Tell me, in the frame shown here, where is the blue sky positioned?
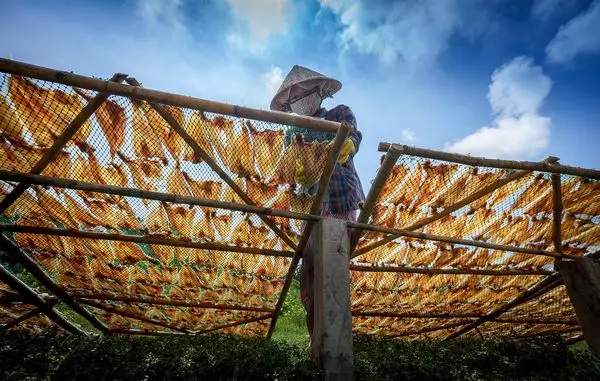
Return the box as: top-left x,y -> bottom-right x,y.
1,0 -> 599,186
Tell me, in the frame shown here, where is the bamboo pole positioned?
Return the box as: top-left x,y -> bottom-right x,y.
1,307 -> 42,331
0,58 -> 341,133
0,262 -> 87,334
389,320 -> 474,339
352,311 -> 482,319
379,143 -> 600,179
0,73 -> 127,215
506,327 -> 582,339
491,318 -> 579,325
107,328 -> 190,337
348,221 -> 577,260
0,224 -> 294,258
551,173 -> 563,255
348,264 -> 554,276
444,274 -> 563,340
267,122 -> 351,338
0,170 -> 320,223
565,334 -> 584,345
349,148 -> 401,253
196,313 -> 272,335
353,157 -> 560,258
0,236 -> 107,332
126,78 -> 298,253
71,292 -> 274,313
79,298 -> 188,333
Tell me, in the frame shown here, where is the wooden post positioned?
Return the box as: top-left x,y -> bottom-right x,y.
551,173 -> 563,257
557,259 -> 600,355
312,218 -> 354,380
0,73 -> 127,215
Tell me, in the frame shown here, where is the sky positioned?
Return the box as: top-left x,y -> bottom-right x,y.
1,0 -> 599,186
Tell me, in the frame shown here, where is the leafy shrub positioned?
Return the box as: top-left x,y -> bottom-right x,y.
1,330 -> 598,380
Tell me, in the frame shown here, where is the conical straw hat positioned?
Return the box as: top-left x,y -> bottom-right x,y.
270,65 -> 342,111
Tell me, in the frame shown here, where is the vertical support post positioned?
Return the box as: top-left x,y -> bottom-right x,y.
551,173 -> 563,255
313,218 -> 354,380
557,259 -> 600,355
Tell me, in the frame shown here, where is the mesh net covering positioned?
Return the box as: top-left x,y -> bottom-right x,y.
0,278 -> 55,331
351,154 -> 598,339
0,72 -> 336,336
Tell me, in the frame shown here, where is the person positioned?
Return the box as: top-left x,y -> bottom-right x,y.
270,65 -> 365,357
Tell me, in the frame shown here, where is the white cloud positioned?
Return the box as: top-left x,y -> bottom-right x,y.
444,57 -> 552,159
532,0 -> 575,22
318,0 -> 489,67
134,0 -> 186,35
225,0 -> 291,53
546,0 -> 600,63
401,129 -> 416,142
262,66 -> 285,94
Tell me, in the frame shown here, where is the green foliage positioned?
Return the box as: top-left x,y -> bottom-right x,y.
271,278 -> 309,346
1,330 -> 599,381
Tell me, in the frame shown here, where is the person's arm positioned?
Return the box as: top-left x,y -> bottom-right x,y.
334,105 -> 361,163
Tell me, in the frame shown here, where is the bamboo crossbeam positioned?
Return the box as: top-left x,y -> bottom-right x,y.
0,58 -> 341,133
506,327 -> 581,339
107,328 -> 190,337
349,264 -> 554,276
0,293 -> 23,304
348,221 -> 577,260
491,318 -> 579,325
0,236 -> 107,332
79,298 -> 188,333
127,78 -> 298,253
0,73 -> 127,215
444,274 -> 563,341
1,307 -> 42,331
196,313 -> 272,335
267,122 -> 352,338
350,148 -> 401,253
565,334 -> 584,345
352,157 -> 559,258
0,260 -> 87,334
0,224 -> 294,258
71,292 -> 274,313
0,170 -> 320,223
352,311 -> 482,319
379,143 -> 600,179
551,173 -> 563,254
389,320 -> 474,339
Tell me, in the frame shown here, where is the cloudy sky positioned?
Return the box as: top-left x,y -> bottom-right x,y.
1,0 -> 599,185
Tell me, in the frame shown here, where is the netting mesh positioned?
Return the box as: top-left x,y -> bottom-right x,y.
351,153 -> 598,340
0,72 -> 334,336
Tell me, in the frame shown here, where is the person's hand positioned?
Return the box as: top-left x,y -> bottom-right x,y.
337,138 -> 356,164
295,160 -> 308,184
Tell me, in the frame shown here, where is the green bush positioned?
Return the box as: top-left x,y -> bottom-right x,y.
1,330 -> 598,380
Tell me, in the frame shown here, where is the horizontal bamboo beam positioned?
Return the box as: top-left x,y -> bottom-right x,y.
491,318 -> 579,326
354,157 -> 559,258
379,143 -> 600,179
0,224 -> 294,258
196,313 -> 272,335
565,334 -> 584,345
0,73 -> 127,215
79,298 -> 188,333
444,274 -> 562,341
72,293 -> 274,313
1,307 -> 43,331
107,328 -> 189,337
349,264 -> 554,276
506,327 -> 582,339
0,58 -> 341,133
0,170 -> 319,223
390,320 -> 474,339
348,221 -> 578,260
267,122 -> 352,338
352,311 -> 482,319
0,247 -> 93,334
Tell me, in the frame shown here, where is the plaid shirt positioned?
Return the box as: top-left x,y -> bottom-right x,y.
284,105 -> 365,214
